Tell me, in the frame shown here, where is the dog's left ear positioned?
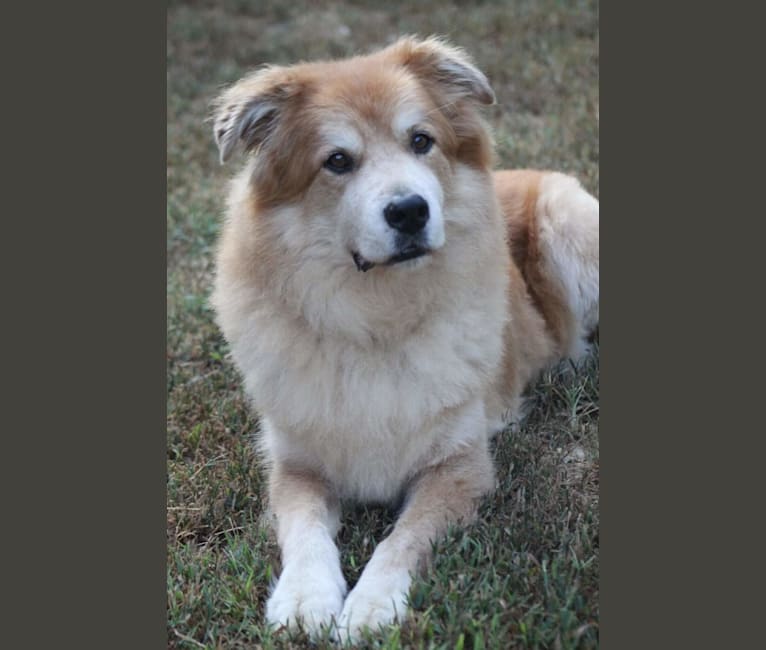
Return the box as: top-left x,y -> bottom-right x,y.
388,36 -> 496,106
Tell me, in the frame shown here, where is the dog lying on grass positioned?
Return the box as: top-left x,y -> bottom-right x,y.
210,35 -> 598,641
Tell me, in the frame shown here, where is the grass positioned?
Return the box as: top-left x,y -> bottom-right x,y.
167,1 -> 599,648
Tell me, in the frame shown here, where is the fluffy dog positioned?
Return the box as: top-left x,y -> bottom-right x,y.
210,36 -> 598,641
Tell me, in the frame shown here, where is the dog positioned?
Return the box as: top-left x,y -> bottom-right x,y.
210,36 -> 598,641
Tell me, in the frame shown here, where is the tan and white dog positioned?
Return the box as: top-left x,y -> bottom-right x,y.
210,36 -> 598,641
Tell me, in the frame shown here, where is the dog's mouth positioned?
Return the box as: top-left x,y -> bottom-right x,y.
352,246 -> 431,272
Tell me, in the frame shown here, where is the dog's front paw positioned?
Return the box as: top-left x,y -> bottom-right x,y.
266,560 -> 347,635
335,567 -> 411,642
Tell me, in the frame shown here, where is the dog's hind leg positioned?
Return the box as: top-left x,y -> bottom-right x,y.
264,462 -> 347,636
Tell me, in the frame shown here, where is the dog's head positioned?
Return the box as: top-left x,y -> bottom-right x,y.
212,36 -> 495,272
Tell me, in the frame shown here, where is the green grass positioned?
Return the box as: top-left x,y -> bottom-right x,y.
167,1 -> 599,648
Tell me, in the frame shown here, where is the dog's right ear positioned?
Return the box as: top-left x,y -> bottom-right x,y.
211,68 -> 299,164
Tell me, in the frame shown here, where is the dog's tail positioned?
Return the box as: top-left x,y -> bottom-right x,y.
497,170 -> 599,361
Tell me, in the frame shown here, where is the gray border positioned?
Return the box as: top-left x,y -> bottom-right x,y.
600,3 -> 762,649
4,3 -> 166,648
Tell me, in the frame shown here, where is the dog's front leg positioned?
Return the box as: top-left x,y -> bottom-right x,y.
265,462 -> 347,635
337,442 -> 495,641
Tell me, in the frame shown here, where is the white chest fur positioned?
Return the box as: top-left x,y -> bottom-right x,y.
227,273 -> 506,502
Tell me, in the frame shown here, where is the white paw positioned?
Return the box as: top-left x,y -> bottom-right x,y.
335,567 -> 411,642
265,560 -> 347,635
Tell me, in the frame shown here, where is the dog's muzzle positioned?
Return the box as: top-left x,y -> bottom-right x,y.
352,194 -> 433,272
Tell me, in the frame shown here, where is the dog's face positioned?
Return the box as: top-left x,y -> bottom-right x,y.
307,77 -> 450,271
212,37 -> 495,272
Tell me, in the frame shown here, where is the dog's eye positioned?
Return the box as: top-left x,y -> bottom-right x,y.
411,132 -> 434,155
324,151 -> 354,174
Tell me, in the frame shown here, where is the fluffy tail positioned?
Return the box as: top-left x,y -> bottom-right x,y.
497,170 -> 599,361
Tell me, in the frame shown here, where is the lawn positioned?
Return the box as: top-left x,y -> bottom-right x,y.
167,1 -> 599,648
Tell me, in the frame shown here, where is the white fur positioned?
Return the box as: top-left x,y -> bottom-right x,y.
336,541 -> 412,641
265,472 -> 347,632
264,396 -> 487,504
341,147 -> 446,264
265,542 -> 347,633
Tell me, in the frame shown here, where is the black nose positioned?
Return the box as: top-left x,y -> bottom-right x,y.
383,194 -> 430,235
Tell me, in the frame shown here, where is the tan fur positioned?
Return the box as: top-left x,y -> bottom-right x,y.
210,36 -> 599,640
